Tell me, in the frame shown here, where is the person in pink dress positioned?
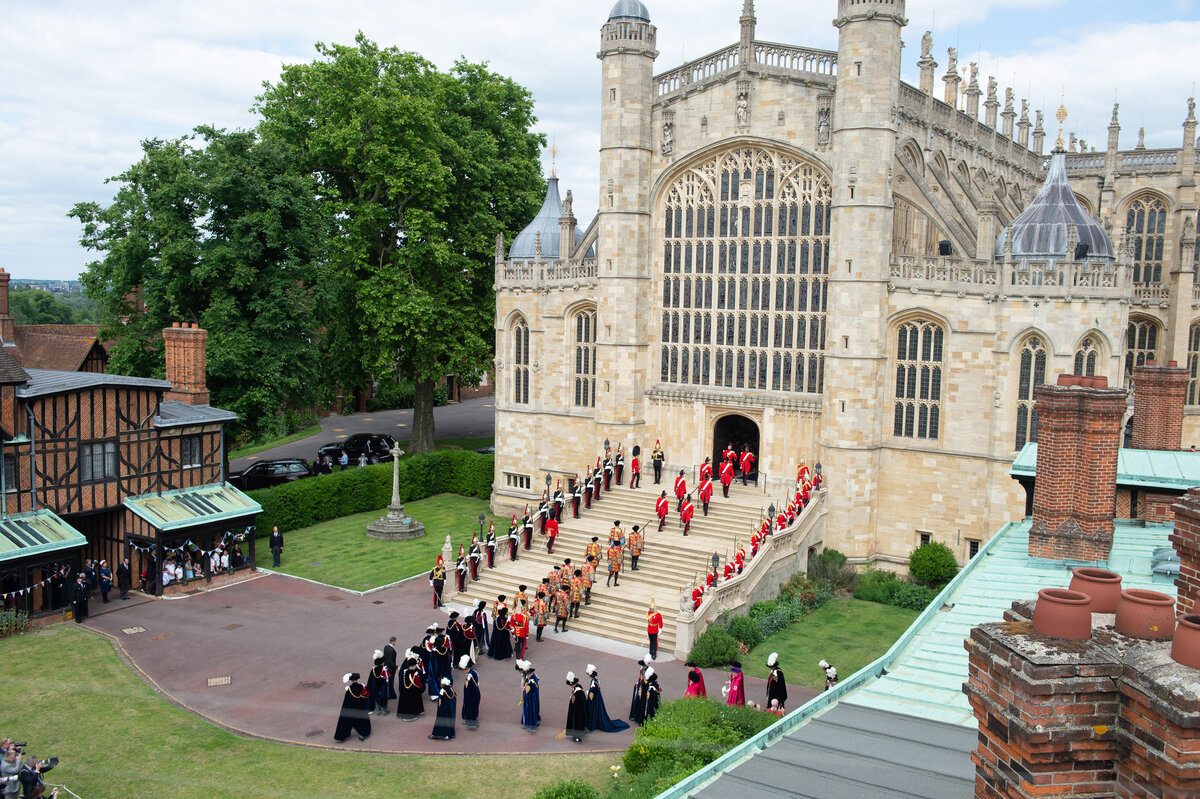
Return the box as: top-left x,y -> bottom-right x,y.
684,661 -> 707,698
723,661 -> 745,706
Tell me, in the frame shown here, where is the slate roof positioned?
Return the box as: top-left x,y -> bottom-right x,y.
154,400 -> 238,428
609,0 -> 651,21
15,368 -> 170,398
0,347 -> 30,385
509,177 -> 584,261
1010,442 -> 1200,493
995,151 -> 1114,260
13,325 -> 106,372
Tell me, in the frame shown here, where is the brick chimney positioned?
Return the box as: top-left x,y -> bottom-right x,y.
162,323 -> 209,405
0,268 -> 14,345
1172,487 -> 1200,616
1029,375 -> 1125,561
1130,359 -> 1188,451
966,606 -> 1200,799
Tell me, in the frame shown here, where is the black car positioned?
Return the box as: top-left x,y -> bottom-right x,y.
315,433 -> 397,466
228,459 -> 313,491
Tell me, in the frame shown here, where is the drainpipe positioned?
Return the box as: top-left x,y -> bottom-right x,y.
26,405 -> 36,511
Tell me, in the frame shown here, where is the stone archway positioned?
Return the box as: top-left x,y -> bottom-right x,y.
712,414 -> 760,480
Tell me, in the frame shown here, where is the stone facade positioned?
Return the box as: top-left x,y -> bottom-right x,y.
492,0 -> 1200,569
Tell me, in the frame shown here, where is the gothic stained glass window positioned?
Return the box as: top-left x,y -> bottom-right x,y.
1073,336 -> 1098,377
1189,323 -> 1200,406
658,147 -> 831,393
1015,336 -> 1047,449
512,317 -> 530,405
1126,195 -> 1167,284
572,310 -> 596,408
893,319 -> 944,439
1125,318 -> 1160,379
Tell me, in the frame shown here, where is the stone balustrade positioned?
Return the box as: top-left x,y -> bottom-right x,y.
496,258 -> 597,290
654,42 -> 836,102
889,254 -> 1128,299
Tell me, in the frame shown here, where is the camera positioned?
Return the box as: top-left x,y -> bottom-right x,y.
40,756 -> 59,772
10,743 -> 26,749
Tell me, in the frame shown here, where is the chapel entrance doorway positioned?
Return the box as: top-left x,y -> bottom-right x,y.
712,414 -> 760,483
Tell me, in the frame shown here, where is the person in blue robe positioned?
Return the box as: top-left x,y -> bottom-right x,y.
584,664 -> 630,732
518,660 -> 540,732
488,609 -> 513,660
460,655 -> 481,729
333,673 -> 371,742
429,678 -> 457,740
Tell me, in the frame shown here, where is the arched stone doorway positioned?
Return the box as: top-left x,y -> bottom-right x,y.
712,414 -> 760,481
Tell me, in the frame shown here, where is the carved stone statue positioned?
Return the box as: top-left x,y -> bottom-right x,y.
1184,214 -> 1195,242
1021,99 -> 1029,120
969,62 -> 978,86
946,47 -> 957,75
986,76 -> 997,103
1004,88 -> 1014,111
817,106 -> 831,146
661,121 -> 674,157
563,189 -> 573,216
736,93 -> 749,128
1111,102 -> 1119,124
921,30 -> 932,59
1189,97 -> 1197,119
1035,110 -> 1044,130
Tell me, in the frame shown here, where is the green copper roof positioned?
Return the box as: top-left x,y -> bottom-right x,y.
1010,442 -> 1200,492
0,509 -> 87,563
123,482 -> 261,532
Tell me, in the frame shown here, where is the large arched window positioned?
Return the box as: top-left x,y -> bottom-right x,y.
1015,335 -> 1047,450
1193,209 -> 1199,279
1073,336 -> 1098,377
512,317 -> 530,405
572,309 -> 596,408
659,147 -> 832,393
1125,318 -> 1161,378
893,319 -> 944,439
1188,322 -> 1200,407
1126,195 -> 1167,284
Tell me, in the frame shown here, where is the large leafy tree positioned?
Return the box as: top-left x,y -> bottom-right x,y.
255,35 -> 544,451
70,127 -> 329,439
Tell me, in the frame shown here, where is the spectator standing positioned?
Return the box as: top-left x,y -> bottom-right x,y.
357,452 -> 368,468
1,746 -> 20,799
339,450 -> 349,471
98,560 -> 113,603
72,572 -> 88,623
269,527 -> 284,568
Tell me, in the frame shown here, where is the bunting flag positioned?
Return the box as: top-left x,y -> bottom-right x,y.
2,574 -> 54,600
127,527 -> 254,558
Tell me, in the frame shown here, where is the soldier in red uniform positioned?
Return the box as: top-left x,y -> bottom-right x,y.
699,457 -> 713,482
508,515 -> 520,561
531,591 -> 550,641
740,448 -> 756,486
674,470 -> 687,512
680,494 -> 695,536
692,581 -> 704,610
627,525 -> 644,571
656,491 -> 669,532
469,534 -> 481,580
581,557 -> 596,606
719,459 -> 735,498
605,541 -> 623,587
797,460 -> 810,483
572,476 -> 583,518
545,515 -> 560,554
722,443 -> 737,473
698,475 -> 714,516
614,444 -> 625,486
646,600 -> 664,660
552,582 -> 572,632
511,602 -> 530,659
569,570 -> 584,618
585,535 -> 602,565
630,449 -> 641,489
584,466 -> 594,509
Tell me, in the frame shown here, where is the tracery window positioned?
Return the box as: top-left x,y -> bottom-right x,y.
1193,210 -> 1199,279
1188,323 -> 1200,406
659,147 -> 831,393
572,309 -> 596,408
1073,336 -> 1098,377
1126,195 -> 1167,284
1015,336 -> 1047,450
892,319 -> 944,439
1125,318 -> 1160,379
512,317 -> 530,405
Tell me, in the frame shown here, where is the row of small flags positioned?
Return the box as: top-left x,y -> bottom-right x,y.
2,575 -> 52,601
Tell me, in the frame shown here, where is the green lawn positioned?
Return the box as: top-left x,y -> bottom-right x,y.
743,597 -> 920,690
259,493 -> 513,591
0,627 -> 608,799
229,423 -> 322,460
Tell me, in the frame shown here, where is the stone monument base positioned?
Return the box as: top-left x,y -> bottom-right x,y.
366,504 -> 427,541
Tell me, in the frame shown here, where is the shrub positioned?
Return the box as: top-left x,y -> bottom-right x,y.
247,450 -> 495,533
909,542 -> 959,587
0,608 -> 32,639
533,780 -> 601,799
853,566 -> 900,604
620,698 -> 775,777
778,574 -> 830,612
605,755 -> 703,799
892,582 -> 939,611
808,547 -> 858,592
747,600 -> 777,620
687,625 -> 739,668
727,615 -> 763,650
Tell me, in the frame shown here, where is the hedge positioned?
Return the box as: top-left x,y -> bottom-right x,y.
531,780 -> 601,799
246,450 -> 494,534
908,541 -> 959,587
853,566 -> 939,611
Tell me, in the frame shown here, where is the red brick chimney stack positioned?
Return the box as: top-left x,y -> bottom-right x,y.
1029,375 -> 1125,561
162,323 -> 210,406
0,268 -> 14,345
1172,488 -> 1200,616
1130,359 -> 1188,451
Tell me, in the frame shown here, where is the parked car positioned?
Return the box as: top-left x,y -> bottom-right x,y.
228,459 -> 313,491
473,445 -> 496,454
315,433 -> 398,466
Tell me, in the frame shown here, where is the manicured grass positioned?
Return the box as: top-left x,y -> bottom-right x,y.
0,626 -> 609,799
399,436 -> 494,452
743,597 -> 920,690
260,493 -> 513,591
229,423 -> 322,460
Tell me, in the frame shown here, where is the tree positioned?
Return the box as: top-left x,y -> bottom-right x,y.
255,35 -> 544,451
908,541 -> 959,587
10,289 -> 79,325
70,127 -> 330,440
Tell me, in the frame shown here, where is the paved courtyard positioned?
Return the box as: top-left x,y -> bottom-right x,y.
82,571 -> 814,754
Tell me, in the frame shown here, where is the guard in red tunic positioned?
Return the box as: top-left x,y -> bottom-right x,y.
699,457 -> 713,482
719,459 -> 734,498
646,600 -> 664,660
511,603 -> 530,659
692,582 -> 704,610
674,470 -> 687,512
740,448 -> 756,486
627,525 -> 643,571
680,494 -> 695,536
485,521 -> 497,568
776,510 -> 787,531
509,515 -> 520,562
630,448 -> 641,489
698,475 -> 714,516
523,506 -> 535,550
455,546 -> 468,592
723,562 -> 733,581
469,535 -> 482,580
545,515 -> 560,554
585,536 -> 603,566
797,460 -> 810,483
655,491 -> 670,532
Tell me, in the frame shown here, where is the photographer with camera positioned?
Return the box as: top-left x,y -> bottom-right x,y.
1,745 -> 21,799
17,753 -> 58,799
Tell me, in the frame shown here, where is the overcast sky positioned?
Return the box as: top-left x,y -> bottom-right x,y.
2,0 -> 1197,281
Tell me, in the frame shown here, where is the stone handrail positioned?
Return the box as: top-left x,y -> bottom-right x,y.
673,489 -> 827,659
889,255 -> 1125,298
890,255 -> 999,286
1122,150 -> 1178,169
1133,282 -> 1170,302
497,258 -> 597,289
1059,154 -> 1106,172
655,41 -> 836,100
656,44 -> 740,98
751,41 -> 836,76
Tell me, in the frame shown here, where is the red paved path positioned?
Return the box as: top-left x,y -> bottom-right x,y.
84,573 -> 816,754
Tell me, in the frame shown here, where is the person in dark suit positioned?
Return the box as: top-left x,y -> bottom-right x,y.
269,527 -> 284,567
383,637 -> 399,700
116,558 -> 132,600
72,573 -> 88,623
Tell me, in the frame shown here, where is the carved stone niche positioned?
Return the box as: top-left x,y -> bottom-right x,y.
816,94 -> 833,150
661,109 -> 676,159
736,78 -> 751,130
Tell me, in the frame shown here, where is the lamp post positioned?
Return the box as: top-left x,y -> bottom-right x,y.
603,437 -> 610,456
478,512 -> 486,537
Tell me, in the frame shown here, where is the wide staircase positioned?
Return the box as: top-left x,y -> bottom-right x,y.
457,478 -> 770,655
